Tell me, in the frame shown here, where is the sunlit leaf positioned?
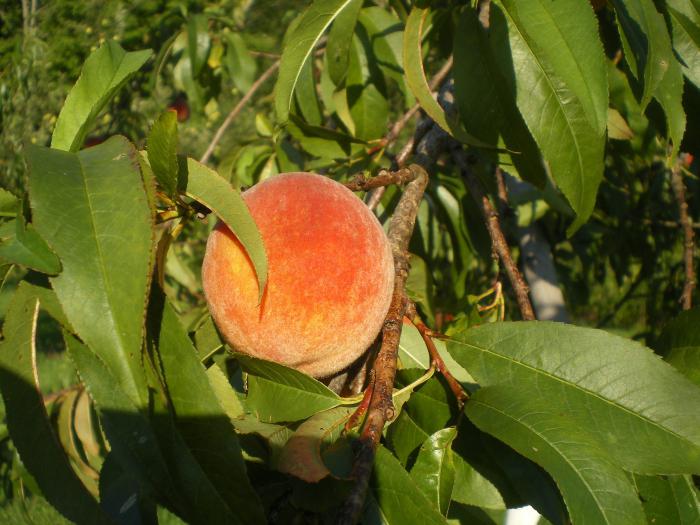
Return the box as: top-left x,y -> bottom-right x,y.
467,386 -> 646,525
51,42 -> 151,152
611,0 -> 673,108
235,353 -> 343,423
410,427 -> 457,515
448,322 -> 700,474
184,158 -> 268,302
28,137 -> 154,405
275,0 -> 357,123
403,7 -> 491,148
147,109 -> 179,196
495,0 -> 608,234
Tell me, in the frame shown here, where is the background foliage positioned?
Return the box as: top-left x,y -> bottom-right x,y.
0,0 -> 699,524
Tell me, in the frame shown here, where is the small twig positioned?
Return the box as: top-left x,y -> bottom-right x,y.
643,219 -> 700,230
199,60 -> 280,164
405,301 -> 468,407
344,167 -> 416,192
337,165 -> 429,525
671,156 -> 696,310
453,149 -> 536,320
437,81 -> 535,321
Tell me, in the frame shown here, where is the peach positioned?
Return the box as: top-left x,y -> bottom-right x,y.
201,172 -> 395,378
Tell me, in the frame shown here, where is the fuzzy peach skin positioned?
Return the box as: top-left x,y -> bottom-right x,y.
201,172 -> 395,378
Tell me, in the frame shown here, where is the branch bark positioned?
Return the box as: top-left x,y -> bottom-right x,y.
452,148 -> 536,320
671,158 -> 696,310
337,164 -> 428,525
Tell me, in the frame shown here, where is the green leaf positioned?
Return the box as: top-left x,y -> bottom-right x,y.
607,107 -> 635,140
451,454 -> 506,510
611,0 -> 674,108
150,295 -> 266,523
371,445 -> 449,524
64,334 -> 178,506
187,14 -> 211,78
667,0 -> 700,89
403,7 -> 491,149
453,6 -> 547,188
224,32 -> 257,94
358,7 -> 413,106
147,110 -> 179,197
634,474 -> 700,524
447,322 -> 700,474
326,0 -> 363,86
275,0 -> 357,123
0,188 -> 19,216
234,353 -> 342,423
347,30 -> 390,140
184,158 -> 268,302
51,42 -> 152,152
0,217 -> 61,275
28,137 -> 154,406
398,321 -> 430,370
495,0 -> 608,234
466,386 -> 646,525
410,427 -> 457,516
656,308 -> 700,386
0,496 -> 73,525
277,406 -> 354,482
654,55 -> 686,157
0,285 -> 109,524
294,55 -> 324,125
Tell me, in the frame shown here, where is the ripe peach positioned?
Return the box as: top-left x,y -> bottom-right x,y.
201,172 -> 395,378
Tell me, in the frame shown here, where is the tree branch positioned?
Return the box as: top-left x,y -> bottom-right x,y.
199,60 -> 280,165
671,157 -> 696,310
452,148 -> 536,320
337,164 -> 428,525
344,167 -> 415,192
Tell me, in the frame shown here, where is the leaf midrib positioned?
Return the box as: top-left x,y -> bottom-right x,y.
500,4 -> 588,210
452,338 -> 698,451
470,397 -> 616,524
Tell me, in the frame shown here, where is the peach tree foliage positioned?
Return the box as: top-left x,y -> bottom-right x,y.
0,0 -> 699,524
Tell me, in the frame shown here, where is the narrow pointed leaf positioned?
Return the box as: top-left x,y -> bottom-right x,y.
184,158 -> 267,302
371,445 -> 449,524
467,386 -> 646,525
0,218 -> 61,274
447,322 -> 700,474
234,353 -> 342,423
64,334 -> 177,503
0,286 -> 110,524
611,0 -> 674,108
275,0 -> 357,123
326,0 -> 363,86
151,295 -> 266,524
654,55 -> 686,157
410,427 -> 457,516
635,474 -> 700,524
667,0 -> 700,89
187,14 -> 211,78
224,32 -> 257,94
52,42 -> 152,152
453,6 -> 547,188
347,32 -> 389,140
28,137 -> 154,406
656,308 -> 700,386
403,7 -> 491,148
496,0 -> 608,233
147,110 -> 179,197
